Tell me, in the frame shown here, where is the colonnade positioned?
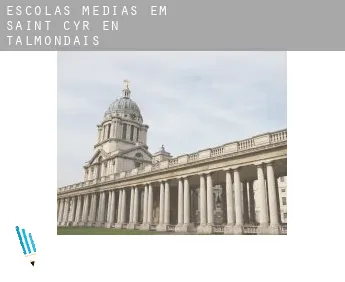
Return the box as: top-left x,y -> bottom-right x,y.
57,161 -> 286,234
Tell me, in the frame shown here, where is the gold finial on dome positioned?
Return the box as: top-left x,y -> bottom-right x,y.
123,79 -> 130,90
122,79 -> 131,98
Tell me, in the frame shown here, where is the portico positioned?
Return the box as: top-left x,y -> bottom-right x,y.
57,81 -> 287,235
57,130 -> 287,235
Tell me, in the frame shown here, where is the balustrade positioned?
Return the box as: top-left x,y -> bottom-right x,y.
188,153 -> 199,162
58,129 -> 287,194
211,147 -> 224,157
238,138 -> 255,150
270,130 -> 287,143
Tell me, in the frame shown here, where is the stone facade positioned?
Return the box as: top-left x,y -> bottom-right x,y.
57,81 -> 287,235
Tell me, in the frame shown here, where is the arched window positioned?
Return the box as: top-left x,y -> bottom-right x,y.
122,123 -> 127,139
130,125 -> 134,141
107,124 -> 111,139
136,128 -> 140,142
97,157 -> 103,179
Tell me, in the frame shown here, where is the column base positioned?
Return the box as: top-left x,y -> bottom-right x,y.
197,225 -> 213,234
95,222 -> 105,228
87,222 -> 95,227
114,223 -> 123,229
140,224 -> 150,231
257,223 -> 272,235
156,224 -> 168,232
78,222 -> 87,227
224,224 -> 235,235
233,225 -> 244,235
175,224 -> 195,233
127,223 -> 137,230
72,222 -> 79,227
105,223 -> 115,228
257,225 -> 281,235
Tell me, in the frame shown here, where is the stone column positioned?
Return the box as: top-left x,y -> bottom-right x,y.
197,174 -> 212,234
74,196 -> 81,225
91,194 -> 97,224
57,200 -> 60,221
257,164 -> 269,228
106,191 -> 112,223
133,187 -> 139,224
164,180 -> 170,225
57,199 -> 64,225
121,189 -> 126,224
199,174 -> 207,225
107,191 -> 115,228
267,162 -> 280,233
226,170 -> 235,225
69,197 -> 76,223
143,185 -> 148,224
147,184 -> 153,224
63,198 -> 69,225
246,182 -> 253,224
206,173 -> 214,225
99,192 -> 106,226
129,188 -> 134,224
224,170 -> 235,234
159,181 -> 165,225
96,193 -> 102,223
82,195 -> 89,223
233,169 -> 243,234
177,178 -> 184,226
116,190 -> 122,226
57,200 -> 61,223
183,177 -> 190,225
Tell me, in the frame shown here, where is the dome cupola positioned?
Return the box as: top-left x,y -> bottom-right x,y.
104,80 -> 143,122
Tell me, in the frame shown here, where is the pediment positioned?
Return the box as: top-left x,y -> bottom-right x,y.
87,149 -> 109,165
117,146 -> 152,161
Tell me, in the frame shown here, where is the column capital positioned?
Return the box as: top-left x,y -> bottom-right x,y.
254,161 -> 265,167
199,171 -> 214,176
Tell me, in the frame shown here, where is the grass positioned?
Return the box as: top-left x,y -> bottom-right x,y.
57,227 -> 165,235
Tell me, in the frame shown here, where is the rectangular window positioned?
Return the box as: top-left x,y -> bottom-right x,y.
122,123 -> 127,139
107,124 -> 111,139
284,213 -> 287,220
136,128 -> 140,141
281,188 -> 286,193
282,197 -> 287,205
130,125 -> 134,141
280,176 -> 285,182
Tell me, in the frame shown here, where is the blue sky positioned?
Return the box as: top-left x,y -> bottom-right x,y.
57,51 -> 286,187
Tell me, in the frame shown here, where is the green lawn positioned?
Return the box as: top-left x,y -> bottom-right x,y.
57,227 -> 164,235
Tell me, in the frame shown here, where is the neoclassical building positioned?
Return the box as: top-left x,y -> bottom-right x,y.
57,81 -> 287,235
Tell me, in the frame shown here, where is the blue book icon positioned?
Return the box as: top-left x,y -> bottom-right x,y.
16,226 -> 36,266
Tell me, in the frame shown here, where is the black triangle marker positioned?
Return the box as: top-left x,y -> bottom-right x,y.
30,261 -> 35,266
